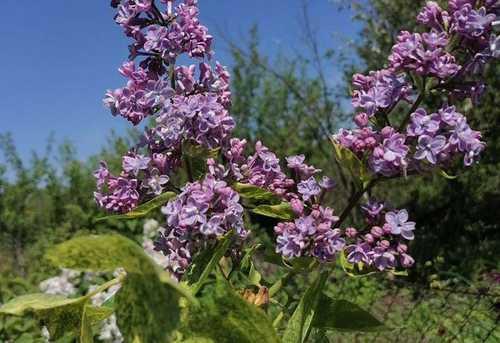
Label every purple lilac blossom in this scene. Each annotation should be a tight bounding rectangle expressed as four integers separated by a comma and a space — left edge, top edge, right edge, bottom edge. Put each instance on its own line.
154, 172, 246, 279
385, 210, 416, 240
414, 135, 448, 164
406, 108, 441, 137
286, 155, 321, 179
297, 177, 322, 201
351, 69, 412, 116
389, 30, 460, 79
452, 4, 497, 39
361, 199, 385, 222
274, 205, 343, 261
369, 129, 409, 176
417, 1, 450, 30
94, 161, 140, 213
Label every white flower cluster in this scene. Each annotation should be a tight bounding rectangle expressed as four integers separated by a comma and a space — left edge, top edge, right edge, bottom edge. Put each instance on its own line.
38, 269, 79, 296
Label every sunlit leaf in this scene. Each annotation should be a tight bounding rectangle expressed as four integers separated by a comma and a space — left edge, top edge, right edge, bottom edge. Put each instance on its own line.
95, 191, 176, 222
251, 202, 294, 220
180, 279, 280, 343
189, 233, 233, 295
233, 183, 280, 203
46, 234, 155, 274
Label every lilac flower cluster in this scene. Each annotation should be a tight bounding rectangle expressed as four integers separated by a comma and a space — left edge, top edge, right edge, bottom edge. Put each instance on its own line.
271, 156, 345, 262
154, 171, 245, 279
147, 93, 235, 152
104, 61, 172, 125
225, 139, 296, 198
344, 203, 415, 271
96, 0, 499, 280
97, 0, 234, 215
407, 106, 484, 166
94, 151, 178, 213
351, 69, 412, 117
389, 30, 461, 79
104, 0, 219, 125
275, 205, 344, 262
334, 0, 497, 177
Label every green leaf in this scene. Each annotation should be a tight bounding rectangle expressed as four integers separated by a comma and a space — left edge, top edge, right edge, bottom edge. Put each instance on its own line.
248, 263, 262, 286
0, 294, 84, 316
184, 143, 220, 180
252, 202, 294, 220
240, 244, 261, 270
80, 305, 94, 343
330, 138, 371, 186
47, 234, 187, 343
0, 274, 121, 341
95, 191, 176, 222
189, 233, 233, 294
180, 279, 280, 343
84, 305, 114, 325
115, 272, 180, 343
312, 296, 387, 332
233, 183, 280, 203
46, 234, 156, 274
282, 271, 329, 343
0, 293, 86, 340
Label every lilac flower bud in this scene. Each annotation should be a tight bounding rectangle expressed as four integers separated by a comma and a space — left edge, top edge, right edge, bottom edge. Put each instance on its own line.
417, 1, 449, 30
379, 240, 390, 250
354, 112, 370, 127
319, 176, 335, 190
383, 223, 393, 235
400, 253, 415, 268
364, 233, 375, 244
371, 226, 384, 238
345, 227, 358, 238
290, 198, 304, 216
397, 243, 408, 254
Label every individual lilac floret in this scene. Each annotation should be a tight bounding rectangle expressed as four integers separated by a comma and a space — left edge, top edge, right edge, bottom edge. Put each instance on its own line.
155, 172, 246, 279
384, 209, 416, 240
414, 135, 447, 164
448, 116, 486, 166
297, 177, 321, 201
123, 153, 151, 176
94, 161, 140, 213
286, 155, 321, 179
319, 176, 336, 190
417, 1, 450, 31
361, 199, 385, 222
406, 108, 441, 137
274, 205, 343, 262
351, 69, 412, 116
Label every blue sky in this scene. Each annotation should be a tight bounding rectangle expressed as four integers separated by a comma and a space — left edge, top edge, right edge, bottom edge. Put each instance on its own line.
0, 0, 360, 163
